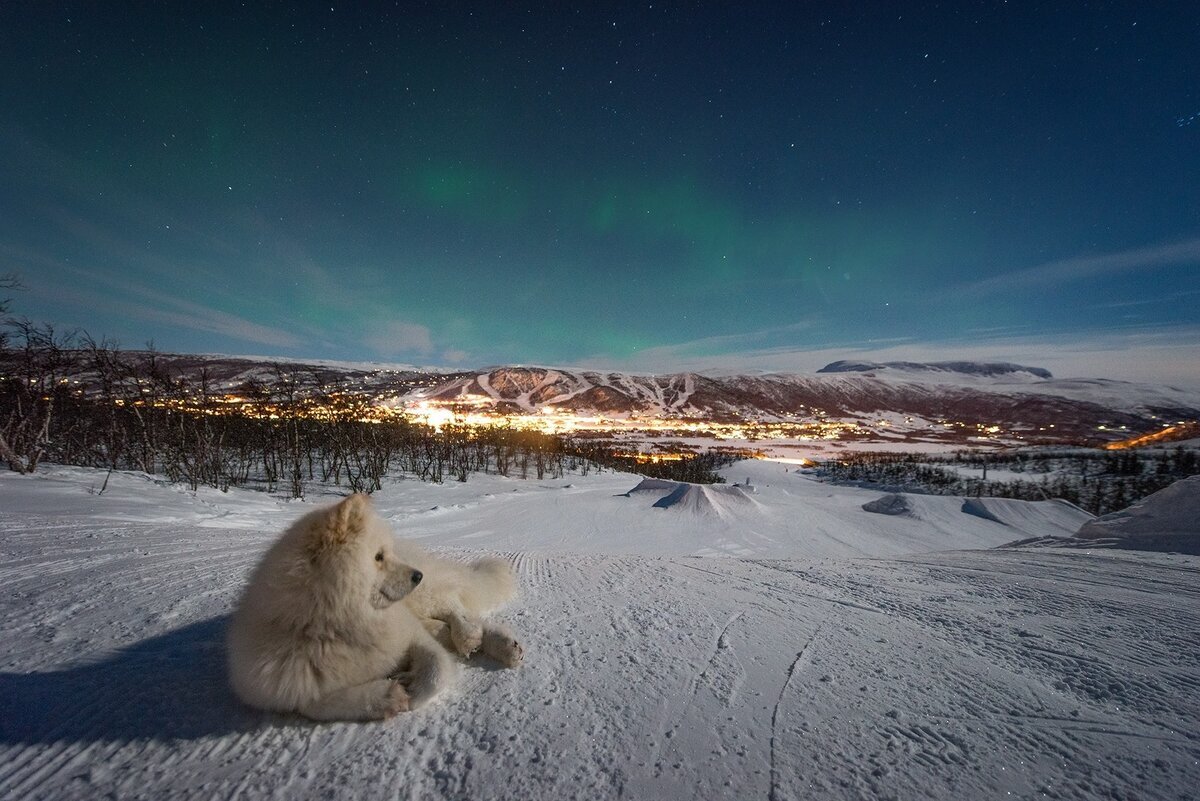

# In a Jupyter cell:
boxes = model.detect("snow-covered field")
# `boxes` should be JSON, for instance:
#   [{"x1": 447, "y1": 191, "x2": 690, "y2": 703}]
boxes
[{"x1": 2, "y1": 462, "x2": 1198, "y2": 800}]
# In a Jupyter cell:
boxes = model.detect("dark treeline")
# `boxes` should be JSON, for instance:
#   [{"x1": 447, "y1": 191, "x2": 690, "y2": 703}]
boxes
[
  {"x1": 569, "y1": 446, "x2": 738, "y2": 484},
  {"x1": 0, "y1": 324, "x2": 728, "y2": 495},
  {"x1": 816, "y1": 448, "x2": 1199, "y2": 516}
]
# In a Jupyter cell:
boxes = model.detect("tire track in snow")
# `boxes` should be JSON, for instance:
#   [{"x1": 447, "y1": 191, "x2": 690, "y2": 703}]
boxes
[
  {"x1": 504, "y1": 552, "x2": 551, "y2": 589},
  {"x1": 848, "y1": 556, "x2": 1198, "y2": 719},
  {"x1": 2, "y1": 737, "x2": 127, "y2": 801},
  {"x1": 662, "y1": 611, "x2": 745, "y2": 743},
  {"x1": 767, "y1": 551, "x2": 1200, "y2": 799},
  {"x1": 688, "y1": 559, "x2": 890, "y2": 617},
  {"x1": 769, "y1": 623, "x2": 823, "y2": 801}
]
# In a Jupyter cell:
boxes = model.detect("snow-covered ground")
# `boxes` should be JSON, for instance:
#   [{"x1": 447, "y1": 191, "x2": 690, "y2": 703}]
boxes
[{"x1": 2, "y1": 462, "x2": 1198, "y2": 800}]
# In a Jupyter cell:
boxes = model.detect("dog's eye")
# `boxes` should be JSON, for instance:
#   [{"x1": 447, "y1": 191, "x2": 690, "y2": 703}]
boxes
[{"x1": 375, "y1": 550, "x2": 384, "y2": 563}]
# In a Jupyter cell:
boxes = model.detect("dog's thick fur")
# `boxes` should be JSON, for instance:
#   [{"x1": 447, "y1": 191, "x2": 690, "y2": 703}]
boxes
[{"x1": 227, "y1": 494, "x2": 522, "y2": 721}]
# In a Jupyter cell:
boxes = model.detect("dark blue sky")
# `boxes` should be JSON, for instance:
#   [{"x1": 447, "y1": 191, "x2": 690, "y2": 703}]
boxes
[{"x1": 2, "y1": 2, "x2": 1198, "y2": 383}]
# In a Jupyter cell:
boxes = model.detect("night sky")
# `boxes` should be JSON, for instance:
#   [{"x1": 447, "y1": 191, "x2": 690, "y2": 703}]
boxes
[{"x1": 2, "y1": 3, "x2": 1198, "y2": 384}]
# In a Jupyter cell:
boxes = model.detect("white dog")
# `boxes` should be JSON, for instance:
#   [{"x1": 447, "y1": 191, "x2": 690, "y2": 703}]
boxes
[{"x1": 227, "y1": 494, "x2": 522, "y2": 721}]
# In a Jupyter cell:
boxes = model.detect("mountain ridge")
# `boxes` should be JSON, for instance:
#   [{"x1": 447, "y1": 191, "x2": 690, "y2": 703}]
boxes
[
  {"x1": 817, "y1": 359, "x2": 1054, "y2": 379},
  {"x1": 7, "y1": 351, "x2": 1197, "y2": 445}
]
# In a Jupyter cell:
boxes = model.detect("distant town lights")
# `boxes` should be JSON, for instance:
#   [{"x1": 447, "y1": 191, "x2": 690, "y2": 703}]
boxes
[{"x1": 101, "y1": 390, "x2": 1036, "y2": 449}]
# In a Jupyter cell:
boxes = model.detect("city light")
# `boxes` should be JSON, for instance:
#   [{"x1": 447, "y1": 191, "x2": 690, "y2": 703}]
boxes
[{"x1": 99, "y1": 389, "x2": 1084, "y2": 451}]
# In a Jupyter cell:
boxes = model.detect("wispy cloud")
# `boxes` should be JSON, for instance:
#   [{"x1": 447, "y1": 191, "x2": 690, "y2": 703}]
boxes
[
  {"x1": 362, "y1": 319, "x2": 434, "y2": 357},
  {"x1": 574, "y1": 319, "x2": 822, "y2": 372},
  {"x1": 10, "y1": 249, "x2": 306, "y2": 349},
  {"x1": 1088, "y1": 287, "x2": 1200, "y2": 311},
  {"x1": 586, "y1": 323, "x2": 1200, "y2": 390},
  {"x1": 965, "y1": 238, "x2": 1200, "y2": 296}
]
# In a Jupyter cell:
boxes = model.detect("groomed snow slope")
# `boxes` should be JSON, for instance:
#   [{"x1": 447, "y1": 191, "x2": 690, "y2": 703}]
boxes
[
  {"x1": 1, "y1": 464, "x2": 1198, "y2": 800},
  {"x1": 375, "y1": 461, "x2": 1089, "y2": 559}
]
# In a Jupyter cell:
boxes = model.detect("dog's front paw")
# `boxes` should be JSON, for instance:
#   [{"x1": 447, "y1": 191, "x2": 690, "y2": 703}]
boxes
[
  {"x1": 451, "y1": 622, "x2": 483, "y2": 657},
  {"x1": 483, "y1": 628, "x2": 524, "y2": 668}
]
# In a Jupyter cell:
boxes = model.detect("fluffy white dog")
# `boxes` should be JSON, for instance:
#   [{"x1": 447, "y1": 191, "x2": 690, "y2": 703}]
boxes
[{"x1": 227, "y1": 494, "x2": 522, "y2": 721}]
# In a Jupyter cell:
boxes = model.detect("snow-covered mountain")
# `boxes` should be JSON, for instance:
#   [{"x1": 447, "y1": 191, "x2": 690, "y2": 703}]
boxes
[
  {"x1": 818, "y1": 359, "x2": 1054, "y2": 380},
  {"x1": 25, "y1": 353, "x2": 1200, "y2": 444},
  {"x1": 409, "y1": 362, "x2": 1198, "y2": 441}
]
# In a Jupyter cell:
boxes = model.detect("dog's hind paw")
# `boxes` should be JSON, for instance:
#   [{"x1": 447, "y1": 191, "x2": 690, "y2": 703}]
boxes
[
  {"x1": 482, "y1": 627, "x2": 524, "y2": 668},
  {"x1": 378, "y1": 680, "x2": 411, "y2": 718}
]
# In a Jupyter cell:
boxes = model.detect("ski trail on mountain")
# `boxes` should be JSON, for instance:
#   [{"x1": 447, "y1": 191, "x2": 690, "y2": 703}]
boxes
[{"x1": 1, "y1": 466, "x2": 1198, "y2": 800}]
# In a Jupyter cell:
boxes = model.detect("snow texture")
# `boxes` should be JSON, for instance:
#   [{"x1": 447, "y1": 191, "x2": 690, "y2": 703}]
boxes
[{"x1": 1, "y1": 462, "x2": 1198, "y2": 800}]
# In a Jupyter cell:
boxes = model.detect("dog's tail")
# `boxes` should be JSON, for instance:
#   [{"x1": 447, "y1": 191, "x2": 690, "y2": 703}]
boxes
[{"x1": 461, "y1": 557, "x2": 518, "y2": 612}]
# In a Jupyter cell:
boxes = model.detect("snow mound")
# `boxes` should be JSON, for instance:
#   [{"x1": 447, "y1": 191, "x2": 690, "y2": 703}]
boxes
[
  {"x1": 860, "y1": 493, "x2": 1090, "y2": 536},
  {"x1": 625, "y1": 478, "x2": 756, "y2": 518},
  {"x1": 961, "y1": 497, "x2": 1092, "y2": 534},
  {"x1": 1074, "y1": 475, "x2": 1200, "y2": 554},
  {"x1": 961, "y1": 497, "x2": 1007, "y2": 524},
  {"x1": 652, "y1": 483, "x2": 754, "y2": 515},
  {"x1": 623, "y1": 478, "x2": 679, "y2": 495},
  {"x1": 862, "y1": 493, "x2": 919, "y2": 517}
]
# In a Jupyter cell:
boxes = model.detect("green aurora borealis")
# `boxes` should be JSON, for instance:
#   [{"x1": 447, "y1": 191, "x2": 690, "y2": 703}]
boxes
[{"x1": 1, "y1": 3, "x2": 1198, "y2": 380}]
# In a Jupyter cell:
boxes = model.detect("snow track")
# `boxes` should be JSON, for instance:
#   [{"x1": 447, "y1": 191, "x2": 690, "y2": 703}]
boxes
[{"x1": 3, "y1": 507, "x2": 1198, "y2": 799}]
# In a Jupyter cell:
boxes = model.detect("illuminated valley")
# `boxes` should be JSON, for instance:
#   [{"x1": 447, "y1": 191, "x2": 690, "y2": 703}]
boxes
[
  {"x1": 144, "y1": 387, "x2": 1131, "y2": 459},
  {"x1": 11, "y1": 355, "x2": 1198, "y2": 464}
]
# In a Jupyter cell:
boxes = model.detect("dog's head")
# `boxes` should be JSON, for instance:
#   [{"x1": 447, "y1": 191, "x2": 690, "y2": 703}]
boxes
[{"x1": 306, "y1": 494, "x2": 424, "y2": 609}]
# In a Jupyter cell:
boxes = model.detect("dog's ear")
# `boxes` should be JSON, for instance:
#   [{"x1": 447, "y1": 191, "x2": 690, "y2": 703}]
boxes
[
  {"x1": 329, "y1": 493, "x2": 370, "y2": 540},
  {"x1": 309, "y1": 494, "x2": 371, "y2": 559}
]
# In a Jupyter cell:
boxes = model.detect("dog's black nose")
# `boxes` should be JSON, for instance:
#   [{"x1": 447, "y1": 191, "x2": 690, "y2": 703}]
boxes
[{"x1": 411, "y1": 570, "x2": 423, "y2": 585}]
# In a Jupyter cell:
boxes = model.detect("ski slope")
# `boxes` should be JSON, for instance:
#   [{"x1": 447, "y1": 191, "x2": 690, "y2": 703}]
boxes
[{"x1": 1, "y1": 463, "x2": 1197, "y2": 800}]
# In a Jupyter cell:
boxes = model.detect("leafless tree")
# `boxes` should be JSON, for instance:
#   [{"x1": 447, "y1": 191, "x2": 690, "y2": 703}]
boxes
[{"x1": 1, "y1": 317, "x2": 77, "y2": 473}]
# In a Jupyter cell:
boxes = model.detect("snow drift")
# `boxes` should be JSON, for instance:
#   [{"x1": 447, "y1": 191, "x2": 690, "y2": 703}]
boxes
[{"x1": 1074, "y1": 475, "x2": 1200, "y2": 554}]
